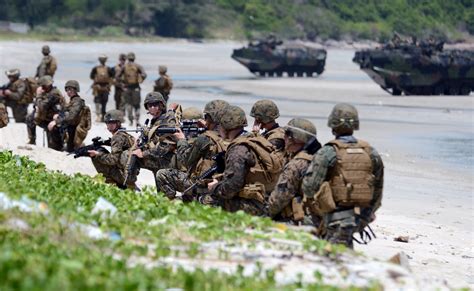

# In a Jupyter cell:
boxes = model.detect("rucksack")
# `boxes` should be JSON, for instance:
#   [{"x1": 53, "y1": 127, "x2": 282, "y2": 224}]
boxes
[
  {"x1": 73, "y1": 105, "x2": 92, "y2": 148},
  {"x1": 124, "y1": 63, "x2": 139, "y2": 85},
  {"x1": 21, "y1": 77, "x2": 38, "y2": 104},
  {"x1": 95, "y1": 66, "x2": 111, "y2": 84}
]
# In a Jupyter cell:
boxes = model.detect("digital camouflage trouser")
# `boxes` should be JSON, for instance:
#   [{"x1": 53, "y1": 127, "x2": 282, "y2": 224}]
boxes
[
  {"x1": 91, "y1": 157, "x2": 135, "y2": 190},
  {"x1": 26, "y1": 114, "x2": 63, "y2": 151},
  {"x1": 323, "y1": 210, "x2": 358, "y2": 249},
  {"x1": 114, "y1": 86, "x2": 123, "y2": 110},
  {"x1": 5, "y1": 100, "x2": 28, "y2": 123},
  {"x1": 120, "y1": 87, "x2": 141, "y2": 125},
  {"x1": 155, "y1": 168, "x2": 194, "y2": 200}
]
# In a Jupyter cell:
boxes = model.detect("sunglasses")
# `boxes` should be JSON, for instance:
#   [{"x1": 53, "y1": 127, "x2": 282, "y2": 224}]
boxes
[{"x1": 147, "y1": 102, "x2": 161, "y2": 108}]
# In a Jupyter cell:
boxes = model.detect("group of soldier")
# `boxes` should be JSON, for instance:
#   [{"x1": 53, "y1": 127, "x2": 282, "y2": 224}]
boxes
[{"x1": 0, "y1": 46, "x2": 384, "y2": 248}]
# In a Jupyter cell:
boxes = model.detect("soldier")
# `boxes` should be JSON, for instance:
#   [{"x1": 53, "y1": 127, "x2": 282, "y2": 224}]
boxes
[
  {"x1": 88, "y1": 110, "x2": 136, "y2": 189},
  {"x1": 90, "y1": 54, "x2": 114, "y2": 122},
  {"x1": 47, "y1": 80, "x2": 87, "y2": 152},
  {"x1": 0, "y1": 69, "x2": 29, "y2": 122},
  {"x1": 117, "y1": 52, "x2": 147, "y2": 126},
  {"x1": 205, "y1": 105, "x2": 283, "y2": 216},
  {"x1": 268, "y1": 118, "x2": 319, "y2": 225},
  {"x1": 153, "y1": 65, "x2": 173, "y2": 102},
  {"x1": 250, "y1": 99, "x2": 285, "y2": 151},
  {"x1": 156, "y1": 100, "x2": 228, "y2": 200},
  {"x1": 35, "y1": 45, "x2": 57, "y2": 79},
  {"x1": 302, "y1": 103, "x2": 384, "y2": 248},
  {"x1": 121, "y1": 92, "x2": 179, "y2": 185},
  {"x1": 113, "y1": 53, "x2": 127, "y2": 110},
  {"x1": 26, "y1": 76, "x2": 65, "y2": 150}
]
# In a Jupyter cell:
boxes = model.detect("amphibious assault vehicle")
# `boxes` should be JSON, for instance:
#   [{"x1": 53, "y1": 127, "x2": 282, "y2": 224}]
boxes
[
  {"x1": 353, "y1": 39, "x2": 474, "y2": 95},
  {"x1": 231, "y1": 37, "x2": 327, "y2": 77}
]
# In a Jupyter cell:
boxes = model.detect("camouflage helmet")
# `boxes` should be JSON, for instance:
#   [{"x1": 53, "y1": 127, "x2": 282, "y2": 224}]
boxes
[
  {"x1": 42, "y1": 45, "x2": 50, "y2": 54},
  {"x1": 250, "y1": 99, "x2": 280, "y2": 123},
  {"x1": 144, "y1": 92, "x2": 166, "y2": 109},
  {"x1": 158, "y1": 65, "x2": 167, "y2": 74},
  {"x1": 5, "y1": 68, "x2": 20, "y2": 78},
  {"x1": 104, "y1": 109, "x2": 124, "y2": 123},
  {"x1": 284, "y1": 118, "x2": 316, "y2": 143},
  {"x1": 98, "y1": 54, "x2": 108, "y2": 63},
  {"x1": 119, "y1": 53, "x2": 126, "y2": 61},
  {"x1": 182, "y1": 107, "x2": 202, "y2": 120},
  {"x1": 219, "y1": 105, "x2": 247, "y2": 130},
  {"x1": 38, "y1": 75, "x2": 53, "y2": 87},
  {"x1": 327, "y1": 103, "x2": 359, "y2": 132},
  {"x1": 65, "y1": 80, "x2": 80, "y2": 92},
  {"x1": 203, "y1": 99, "x2": 229, "y2": 123},
  {"x1": 127, "y1": 52, "x2": 135, "y2": 61}
]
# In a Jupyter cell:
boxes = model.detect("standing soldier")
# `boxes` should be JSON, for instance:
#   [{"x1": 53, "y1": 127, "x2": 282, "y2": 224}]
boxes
[
  {"x1": 0, "y1": 69, "x2": 31, "y2": 123},
  {"x1": 302, "y1": 103, "x2": 384, "y2": 248},
  {"x1": 113, "y1": 53, "x2": 127, "y2": 110},
  {"x1": 88, "y1": 110, "x2": 136, "y2": 189},
  {"x1": 153, "y1": 65, "x2": 173, "y2": 102},
  {"x1": 205, "y1": 105, "x2": 283, "y2": 216},
  {"x1": 26, "y1": 76, "x2": 65, "y2": 151},
  {"x1": 47, "y1": 80, "x2": 88, "y2": 152},
  {"x1": 121, "y1": 92, "x2": 178, "y2": 186},
  {"x1": 156, "y1": 100, "x2": 229, "y2": 201},
  {"x1": 35, "y1": 45, "x2": 57, "y2": 79},
  {"x1": 250, "y1": 99, "x2": 285, "y2": 151},
  {"x1": 90, "y1": 54, "x2": 114, "y2": 122},
  {"x1": 118, "y1": 52, "x2": 146, "y2": 126},
  {"x1": 268, "y1": 118, "x2": 320, "y2": 225}
]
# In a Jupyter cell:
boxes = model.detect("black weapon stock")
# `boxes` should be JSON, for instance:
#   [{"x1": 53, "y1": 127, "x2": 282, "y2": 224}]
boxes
[
  {"x1": 123, "y1": 119, "x2": 150, "y2": 186},
  {"x1": 182, "y1": 151, "x2": 226, "y2": 195},
  {"x1": 71, "y1": 136, "x2": 111, "y2": 158}
]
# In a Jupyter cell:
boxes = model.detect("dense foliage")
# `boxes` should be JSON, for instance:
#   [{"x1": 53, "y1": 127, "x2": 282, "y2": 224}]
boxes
[
  {"x1": 0, "y1": 151, "x2": 354, "y2": 290},
  {"x1": 0, "y1": 0, "x2": 472, "y2": 41}
]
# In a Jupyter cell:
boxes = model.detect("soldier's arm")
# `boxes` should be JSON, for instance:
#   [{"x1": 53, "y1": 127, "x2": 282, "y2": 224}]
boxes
[
  {"x1": 108, "y1": 67, "x2": 115, "y2": 77},
  {"x1": 138, "y1": 64, "x2": 147, "y2": 81},
  {"x1": 369, "y1": 147, "x2": 384, "y2": 212},
  {"x1": 7, "y1": 81, "x2": 27, "y2": 101},
  {"x1": 94, "y1": 134, "x2": 128, "y2": 166},
  {"x1": 58, "y1": 99, "x2": 84, "y2": 126},
  {"x1": 302, "y1": 146, "x2": 336, "y2": 198},
  {"x1": 49, "y1": 57, "x2": 58, "y2": 75},
  {"x1": 268, "y1": 160, "x2": 304, "y2": 217},
  {"x1": 211, "y1": 145, "x2": 254, "y2": 200},
  {"x1": 90, "y1": 67, "x2": 97, "y2": 80},
  {"x1": 184, "y1": 135, "x2": 211, "y2": 170}
]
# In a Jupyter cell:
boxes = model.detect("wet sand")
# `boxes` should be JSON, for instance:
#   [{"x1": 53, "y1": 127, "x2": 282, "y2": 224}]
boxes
[{"x1": 0, "y1": 40, "x2": 473, "y2": 288}]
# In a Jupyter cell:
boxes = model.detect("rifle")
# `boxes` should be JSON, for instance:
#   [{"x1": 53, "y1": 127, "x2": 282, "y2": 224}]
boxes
[
  {"x1": 0, "y1": 83, "x2": 9, "y2": 97},
  {"x1": 118, "y1": 125, "x2": 205, "y2": 137},
  {"x1": 70, "y1": 136, "x2": 111, "y2": 158},
  {"x1": 182, "y1": 151, "x2": 226, "y2": 195},
  {"x1": 181, "y1": 119, "x2": 206, "y2": 137},
  {"x1": 123, "y1": 119, "x2": 150, "y2": 186},
  {"x1": 303, "y1": 136, "x2": 322, "y2": 155}
]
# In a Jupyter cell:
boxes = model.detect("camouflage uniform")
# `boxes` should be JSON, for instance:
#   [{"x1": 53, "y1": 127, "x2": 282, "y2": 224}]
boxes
[
  {"x1": 36, "y1": 45, "x2": 57, "y2": 78},
  {"x1": 90, "y1": 55, "x2": 114, "y2": 121},
  {"x1": 262, "y1": 124, "x2": 285, "y2": 151},
  {"x1": 26, "y1": 76, "x2": 65, "y2": 150},
  {"x1": 2, "y1": 70, "x2": 28, "y2": 122},
  {"x1": 117, "y1": 52, "x2": 147, "y2": 125},
  {"x1": 153, "y1": 65, "x2": 173, "y2": 102},
  {"x1": 302, "y1": 104, "x2": 384, "y2": 248},
  {"x1": 57, "y1": 81, "x2": 86, "y2": 152},
  {"x1": 251, "y1": 99, "x2": 285, "y2": 151},
  {"x1": 113, "y1": 54, "x2": 126, "y2": 110}
]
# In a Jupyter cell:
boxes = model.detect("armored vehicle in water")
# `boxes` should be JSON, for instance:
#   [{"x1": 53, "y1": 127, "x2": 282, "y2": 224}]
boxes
[
  {"x1": 232, "y1": 36, "x2": 327, "y2": 77},
  {"x1": 353, "y1": 38, "x2": 474, "y2": 95}
]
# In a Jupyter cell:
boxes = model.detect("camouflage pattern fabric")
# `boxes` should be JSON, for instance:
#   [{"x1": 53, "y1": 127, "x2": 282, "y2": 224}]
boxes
[
  {"x1": 155, "y1": 168, "x2": 193, "y2": 200},
  {"x1": 4, "y1": 78, "x2": 28, "y2": 122},
  {"x1": 90, "y1": 65, "x2": 114, "y2": 117},
  {"x1": 113, "y1": 63, "x2": 125, "y2": 109},
  {"x1": 267, "y1": 150, "x2": 311, "y2": 220},
  {"x1": 36, "y1": 55, "x2": 57, "y2": 78},
  {"x1": 120, "y1": 87, "x2": 141, "y2": 124},
  {"x1": 92, "y1": 130, "x2": 134, "y2": 188},
  {"x1": 262, "y1": 124, "x2": 285, "y2": 151},
  {"x1": 57, "y1": 94, "x2": 86, "y2": 152},
  {"x1": 153, "y1": 74, "x2": 173, "y2": 101}
]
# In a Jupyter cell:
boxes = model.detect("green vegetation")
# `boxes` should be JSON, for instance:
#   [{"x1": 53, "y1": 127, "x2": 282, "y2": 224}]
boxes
[
  {"x1": 0, "y1": 151, "x2": 356, "y2": 290},
  {"x1": 0, "y1": 0, "x2": 472, "y2": 41}
]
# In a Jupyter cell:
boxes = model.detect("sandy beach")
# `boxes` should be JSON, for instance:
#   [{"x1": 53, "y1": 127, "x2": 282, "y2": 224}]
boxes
[{"x1": 0, "y1": 40, "x2": 472, "y2": 288}]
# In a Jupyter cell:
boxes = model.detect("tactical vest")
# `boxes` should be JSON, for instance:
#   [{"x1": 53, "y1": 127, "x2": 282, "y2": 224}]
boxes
[
  {"x1": 34, "y1": 88, "x2": 64, "y2": 123},
  {"x1": 228, "y1": 133, "x2": 284, "y2": 203},
  {"x1": 8, "y1": 79, "x2": 28, "y2": 104},
  {"x1": 281, "y1": 151, "x2": 313, "y2": 221},
  {"x1": 123, "y1": 63, "x2": 140, "y2": 86},
  {"x1": 147, "y1": 112, "x2": 177, "y2": 148},
  {"x1": 154, "y1": 75, "x2": 172, "y2": 94},
  {"x1": 0, "y1": 103, "x2": 8, "y2": 128},
  {"x1": 115, "y1": 130, "x2": 135, "y2": 151},
  {"x1": 263, "y1": 126, "x2": 285, "y2": 144},
  {"x1": 22, "y1": 77, "x2": 37, "y2": 104},
  {"x1": 94, "y1": 65, "x2": 111, "y2": 84},
  {"x1": 193, "y1": 130, "x2": 227, "y2": 177},
  {"x1": 327, "y1": 139, "x2": 374, "y2": 208}
]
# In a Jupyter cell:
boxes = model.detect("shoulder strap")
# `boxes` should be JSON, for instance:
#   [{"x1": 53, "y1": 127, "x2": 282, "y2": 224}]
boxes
[{"x1": 294, "y1": 151, "x2": 313, "y2": 161}]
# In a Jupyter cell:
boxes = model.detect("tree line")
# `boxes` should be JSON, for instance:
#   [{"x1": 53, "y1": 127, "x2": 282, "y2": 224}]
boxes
[{"x1": 0, "y1": 0, "x2": 472, "y2": 41}]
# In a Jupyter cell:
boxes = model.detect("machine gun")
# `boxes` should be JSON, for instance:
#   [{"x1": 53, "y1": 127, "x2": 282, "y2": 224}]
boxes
[
  {"x1": 182, "y1": 151, "x2": 226, "y2": 195},
  {"x1": 123, "y1": 119, "x2": 150, "y2": 186},
  {"x1": 303, "y1": 136, "x2": 322, "y2": 155},
  {"x1": 70, "y1": 136, "x2": 111, "y2": 158},
  {"x1": 181, "y1": 119, "x2": 206, "y2": 137}
]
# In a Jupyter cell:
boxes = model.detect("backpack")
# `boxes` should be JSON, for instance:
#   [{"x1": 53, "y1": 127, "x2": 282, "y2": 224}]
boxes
[
  {"x1": 21, "y1": 77, "x2": 38, "y2": 104},
  {"x1": 0, "y1": 103, "x2": 8, "y2": 128},
  {"x1": 124, "y1": 63, "x2": 139, "y2": 85},
  {"x1": 73, "y1": 105, "x2": 92, "y2": 148},
  {"x1": 95, "y1": 66, "x2": 111, "y2": 84}
]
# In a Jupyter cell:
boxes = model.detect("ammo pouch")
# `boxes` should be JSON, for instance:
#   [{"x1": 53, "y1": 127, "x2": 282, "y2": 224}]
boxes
[
  {"x1": 312, "y1": 181, "x2": 337, "y2": 215},
  {"x1": 238, "y1": 183, "x2": 266, "y2": 204},
  {"x1": 291, "y1": 197, "x2": 305, "y2": 222}
]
